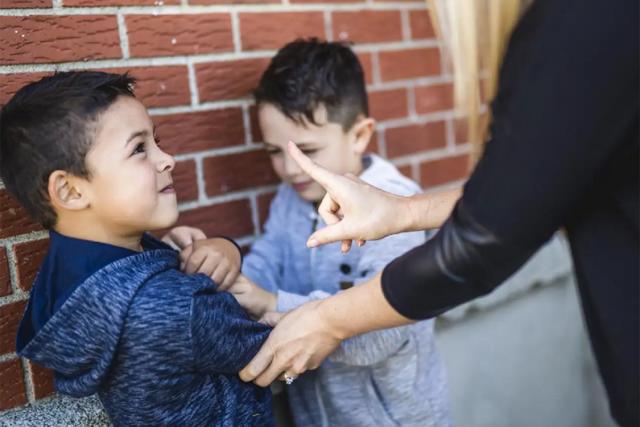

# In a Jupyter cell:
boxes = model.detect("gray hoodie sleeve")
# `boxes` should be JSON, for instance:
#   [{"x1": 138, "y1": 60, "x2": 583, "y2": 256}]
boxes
[
  {"x1": 278, "y1": 229, "x2": 427, "y2": 366},
  {"x1": 242, "y1": 189, "x2": 286, "y2": 293}
]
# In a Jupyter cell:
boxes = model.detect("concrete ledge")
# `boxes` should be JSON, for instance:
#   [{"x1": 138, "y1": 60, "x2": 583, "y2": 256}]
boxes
[{"x1": 0, "y1": 395, "x2": 108, "y2": 427}]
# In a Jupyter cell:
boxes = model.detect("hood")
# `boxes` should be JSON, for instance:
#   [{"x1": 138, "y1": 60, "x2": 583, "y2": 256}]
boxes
[
  {"x1": 360, "y1": 153, "x2": 422, "y2": 196},
  {"x1": 16, "y1": 249, "x2": 178, "y2": 397}
]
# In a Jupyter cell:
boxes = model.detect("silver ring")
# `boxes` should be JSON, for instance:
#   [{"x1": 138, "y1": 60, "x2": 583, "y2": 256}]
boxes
[{"x1": 284, "y1": 373, "x2": 296, "y2": 385}]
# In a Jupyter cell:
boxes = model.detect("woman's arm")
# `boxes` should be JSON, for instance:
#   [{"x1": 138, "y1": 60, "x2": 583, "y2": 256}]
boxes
[{"x1": 238, "y1": 273, "x2": 412, "y2": 386}]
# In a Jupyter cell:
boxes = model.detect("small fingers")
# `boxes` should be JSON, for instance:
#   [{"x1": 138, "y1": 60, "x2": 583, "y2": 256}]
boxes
[
  {"x1": 340, "y1": 239, "x2": 352, "y2": 253},
  {"x1": 210, "y1": 261, "x2": 229, "y2": 287},
  {"x1": 219, "y1": 269, "x2": 238, "y2": 290},
  {"x1": 184, "y1": 249, "x2": 207, "y2": 275},
  {"x1": 259, "y1": 311, "x2": 285, "y2": 326}
]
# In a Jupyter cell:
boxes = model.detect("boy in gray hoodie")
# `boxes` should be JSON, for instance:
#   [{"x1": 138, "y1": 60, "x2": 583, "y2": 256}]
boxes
[{"x1": 177, "y1": 39, "x2": 453, "y2": 426}]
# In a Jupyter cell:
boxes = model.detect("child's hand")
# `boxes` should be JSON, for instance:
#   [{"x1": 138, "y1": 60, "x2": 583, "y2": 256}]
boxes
[
  {"x1": 162, "y1": 226, "x2": 206, "y2": 250},
  {"x1": 180, "y1": 238, "x2": 242, "y2": 289},
  {"x1": 220, "y1": 274, "x2": 277, "y2": 319}
]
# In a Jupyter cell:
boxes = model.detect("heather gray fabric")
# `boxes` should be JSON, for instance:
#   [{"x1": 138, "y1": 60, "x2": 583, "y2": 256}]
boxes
[{"x1": 243, "y1": 154, "x2": 452, "y2": 427}]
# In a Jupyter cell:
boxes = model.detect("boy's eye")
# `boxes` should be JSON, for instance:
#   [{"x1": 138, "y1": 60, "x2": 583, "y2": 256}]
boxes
[
  {"x1": 301, "y1": 149, "x2": 318, "y2": 155},
  {"x1": 132, "y1": 142, "x2": 146, "y2": 155}
]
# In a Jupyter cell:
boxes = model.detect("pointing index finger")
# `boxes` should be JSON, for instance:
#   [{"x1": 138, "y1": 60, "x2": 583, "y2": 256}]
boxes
[{"x1": 287, "y1": 141, "x2": 339, "y2": 191}]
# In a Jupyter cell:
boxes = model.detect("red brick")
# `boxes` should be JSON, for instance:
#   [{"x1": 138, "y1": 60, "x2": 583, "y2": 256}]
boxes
[
  {"x1": 126, "y1": 14, "x2": 233, "y2": 58},
  {"x1": 0, "y1": 72, "x2": 50, "y2": 105},
  {"x1": 29, "y1": 361, "x2": 55, "y2": 400},
  {"x1": 0, "y1": 189, "x2": 43, "y2": 239},
  {"x1": 154, "y1": 108, "x2": 245, "y2": 155},
  {"x1": 126, "y1": 66, "x2": 191, "y2": 108},
  {"x1": 257, "y1": 191, "x2": 276, "y2": 230},
  {"x1": 379, "y1": 48, "x2": 441, "y2": 81},
  {"x1": 239, "y1": 12, "x2": 325, "y2": 51},
  {"x1": 410, "y1": 10, "x2": 435, "y2": 39},
  {"x1": 357, "y1": 52, "x2": 374, "y2": 85},
  {"x1": 419, "y1": 154, "x2": 469, "y2": 188},
  {"x1": 369, "y1": 88, "x2": 408, "y2": 121},
  {"x1": 0, "y1": 16, "x2": 120, "y2": 65},
  {"x1": 0, "y1": 67, "x2": 190, "y2": 111},
  {"x1": 291, "y1": 0, "x2": 363, "y2": 3},
  {"x1": 0, "y1": 359, "x2": 27, "y2": 411},
  {"x1": 0, "y1": 248, "x2": 10, "y2": 298},
  {"x1": 203, "y1": 150, "x2": 278, "y2": 196},
  {"x1": 386, "y1": 121, "x2": 446, "y2": 158},
  {"x1": 0, "y1": 0, "x2": 50, "y2": 8},
  {"x1": 398, "y1": 164, "x2": 414, "y2": 180},
  {"x1": 191, "y1": 0, "x2": 277, "y2": 4},
  {"x1": 332, "y1": 11, "x2": 402, "y2": 44},
  {"x1": 196, "y1": 57, "x2": 270, "y2": 102},
  {"x1": 414, "y1": 83, "x2": 453, "y2": 114},
  {"x1": 249, "y1": 105, "x2": 263, "y2": 143},
  {"x1": 14, "y1": 239, "x2": 49, "y2": 292},
  {"x1": 0, "y1": 301, "x2": 27, "y2": 355},
  {"x1": 175, "y1": 200, "x2": 254, "y2": 238},
  {"x1": 66, "y1": 0, "x2": 178, "y2": 5},
  {"x1": 173, "y1": 160, "x2": 198, "y2": 203}
]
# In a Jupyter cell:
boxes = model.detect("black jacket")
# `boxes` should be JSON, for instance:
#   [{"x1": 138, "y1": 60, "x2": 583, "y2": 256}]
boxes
[{"x1": 381, "y1": 0, "x2": 638, "y2": 425}]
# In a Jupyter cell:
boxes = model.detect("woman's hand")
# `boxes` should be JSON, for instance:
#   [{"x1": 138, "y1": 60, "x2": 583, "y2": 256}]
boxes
[
  {"x1": 239, "y1": 299, "x2": 343, "y2": 387},
  {"x1": 288, "y1": 142, "x2": 414, "y2": 252},
  {"x1": 239, "y1": 273, "x2": 412, "y2": 387}
]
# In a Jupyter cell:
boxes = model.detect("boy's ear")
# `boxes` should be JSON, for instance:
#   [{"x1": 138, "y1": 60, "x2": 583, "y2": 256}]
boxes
[
  {"x1": 351, "y1": 117, "x2": 377, "y2": 155},
  {"x1": 47, "y1": 170, "x2": 90, "y2": 212}
]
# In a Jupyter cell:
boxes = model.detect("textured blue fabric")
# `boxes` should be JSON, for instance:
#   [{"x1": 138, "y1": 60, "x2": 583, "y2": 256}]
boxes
[
  {"x1": 16, "y1": 237, "x2": 274, "y2": 426},
  {"x1": 28, "y1": 231, "x2": 171, "y2": 334}
]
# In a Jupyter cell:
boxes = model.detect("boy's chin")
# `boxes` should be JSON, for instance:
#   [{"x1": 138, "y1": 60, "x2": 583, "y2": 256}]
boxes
[
  {"x1": 295, "y1": 185, "x2": 325, "y2": 203},
  {"x1": 150, "y1": 209, "x2": 179, "y2": 231}
]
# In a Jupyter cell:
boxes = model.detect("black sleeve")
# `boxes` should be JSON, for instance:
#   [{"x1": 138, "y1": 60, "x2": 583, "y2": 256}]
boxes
[{"x1": 381, "y1": 0, "x2": 638, "y2": 319}]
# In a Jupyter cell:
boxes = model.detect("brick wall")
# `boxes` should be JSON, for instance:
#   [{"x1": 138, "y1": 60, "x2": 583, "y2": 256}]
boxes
[{"x1": 0, "y1": 0, "x2": 469, "y2": 414}]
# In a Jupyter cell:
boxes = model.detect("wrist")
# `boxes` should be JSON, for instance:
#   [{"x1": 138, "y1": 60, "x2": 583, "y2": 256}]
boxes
[
  {"x1": 316, "y1": 298, "x2": 352, "y2": 341},
  {"x1": 264, "y1": 291, "x2": 277, "y2": 314},
  {"x1": 401, "y1": 194, "x2": 422, "y2": 233}
]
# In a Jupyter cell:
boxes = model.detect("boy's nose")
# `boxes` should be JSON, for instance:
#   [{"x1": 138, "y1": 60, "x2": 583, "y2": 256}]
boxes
[
  {"x1": 283, "y1": 153, "x2": 302, "y2": 176},
  {"x1": 156, "y1": 148, "x2": 175, "y2": 173}
]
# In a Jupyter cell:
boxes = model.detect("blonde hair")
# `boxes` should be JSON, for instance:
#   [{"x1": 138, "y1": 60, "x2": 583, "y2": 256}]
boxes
[{"x1": 428, "y1": 0, "x2": 529, "y2": 163}]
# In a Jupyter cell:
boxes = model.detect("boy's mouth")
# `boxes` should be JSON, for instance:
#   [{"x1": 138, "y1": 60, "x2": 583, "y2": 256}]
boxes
[
  {"x1": 159, "y1": 183, "x2": 175, "y2": 194},
  {"x1": 291, "y1": 180, "x2": 313, "y2": 192}
]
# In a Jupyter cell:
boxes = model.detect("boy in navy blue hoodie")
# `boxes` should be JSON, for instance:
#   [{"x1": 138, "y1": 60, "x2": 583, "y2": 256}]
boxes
[{"x1": 0, "y1": 71, "x2": 274, "y2": 426}]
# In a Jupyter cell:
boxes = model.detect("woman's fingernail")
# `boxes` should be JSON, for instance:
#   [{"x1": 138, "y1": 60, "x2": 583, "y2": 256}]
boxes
[{"x1": 307, "y1": 239, "x2": 318, "y2": 248}]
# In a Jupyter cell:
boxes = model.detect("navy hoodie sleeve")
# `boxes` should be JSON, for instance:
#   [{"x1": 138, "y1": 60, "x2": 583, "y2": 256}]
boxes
[{"x1": 190, "y1": 289, "x2": 271, "y2": 374}]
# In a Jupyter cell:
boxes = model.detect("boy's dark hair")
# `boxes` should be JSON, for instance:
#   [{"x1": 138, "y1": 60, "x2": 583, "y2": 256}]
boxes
[
  {"x1": 254, "y1": 38, "x2": 369, "y2": 131},
  {"x1": 0, "y1": 71, "x2": 136, "y2": 229}
]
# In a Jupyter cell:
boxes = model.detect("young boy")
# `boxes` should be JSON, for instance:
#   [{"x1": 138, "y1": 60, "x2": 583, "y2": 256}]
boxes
[
  {"x1": 0, "y1": 71, "x2": 274, "y2": 426},
  {"x1": 175, "y1": 39, "x2": 453, "y2": 426}
]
